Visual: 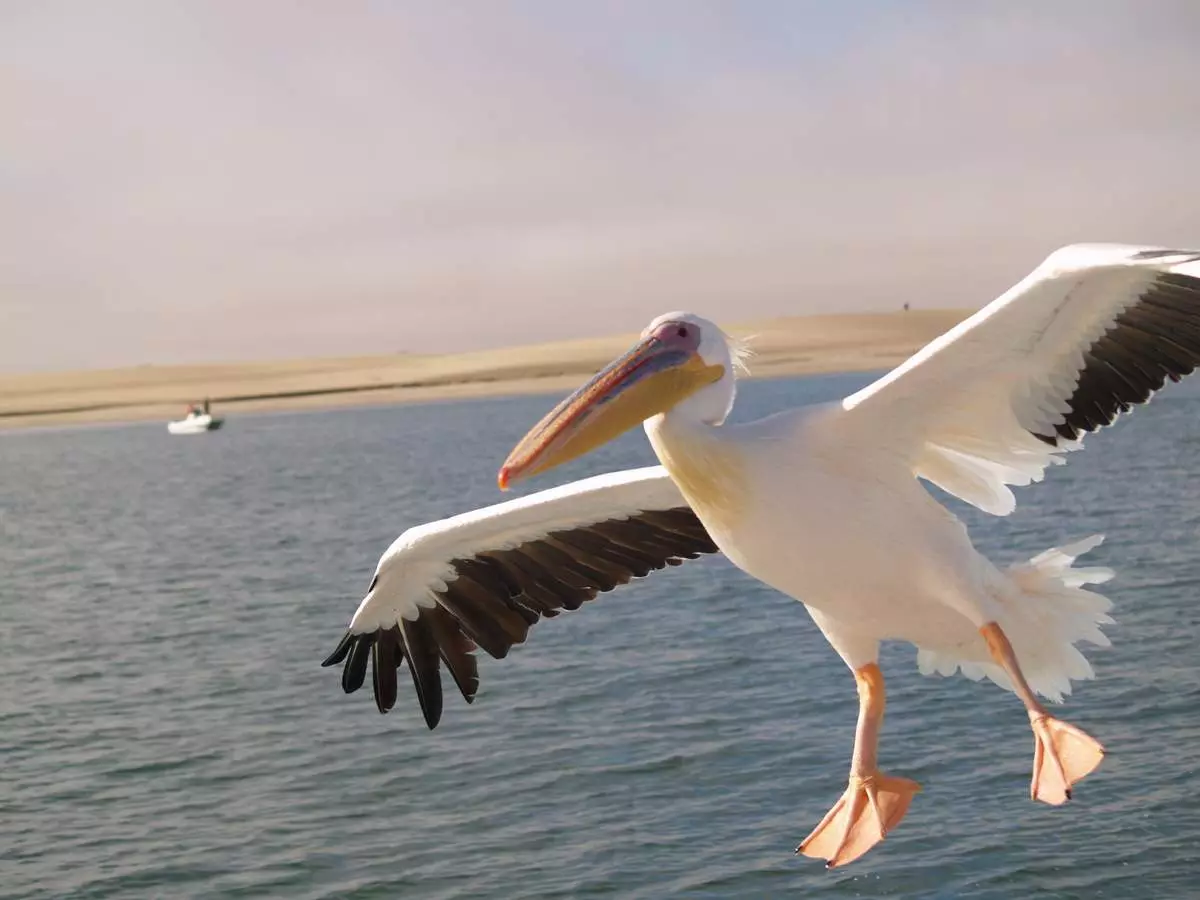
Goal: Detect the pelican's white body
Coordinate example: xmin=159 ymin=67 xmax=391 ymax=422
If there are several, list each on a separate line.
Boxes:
xmin=648 ymin=404 xmax=1110 ymax=701
xmin=675 ymin=404 xmax=988 ymax=640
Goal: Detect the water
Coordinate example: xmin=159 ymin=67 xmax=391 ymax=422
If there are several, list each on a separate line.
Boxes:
xmin=2 ymin=372 xmax=1199 ymax=899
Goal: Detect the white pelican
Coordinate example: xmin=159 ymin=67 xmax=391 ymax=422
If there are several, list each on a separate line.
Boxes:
xmin=324 ymin=243 xmax=1200 ymax=868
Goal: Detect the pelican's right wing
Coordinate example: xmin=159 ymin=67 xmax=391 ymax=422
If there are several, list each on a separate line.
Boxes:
xmin=321 ymin=466 xmax=718 ymax=728
xmin=838 ymin=244 xmax=1200 ymax=515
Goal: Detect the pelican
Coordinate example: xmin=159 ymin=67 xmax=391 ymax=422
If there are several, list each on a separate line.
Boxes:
xmin=324 ymin=243 xmax=1200 ymax=867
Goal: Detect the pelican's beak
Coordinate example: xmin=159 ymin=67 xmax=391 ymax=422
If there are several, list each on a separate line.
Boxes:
xmin=498 ymin=335 xmax=724 ymax=489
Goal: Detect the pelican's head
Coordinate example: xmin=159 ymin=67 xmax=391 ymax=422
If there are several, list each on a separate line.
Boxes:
xmin=498 ymin=312 xmax=743 ymax=489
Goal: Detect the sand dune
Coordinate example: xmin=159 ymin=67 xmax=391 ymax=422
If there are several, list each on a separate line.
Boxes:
xmin=0 ymin=310 xmax=967 ymax=431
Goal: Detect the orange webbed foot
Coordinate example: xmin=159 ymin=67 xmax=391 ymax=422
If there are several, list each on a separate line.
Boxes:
xmin=1029 ymin=714 xmax=1105 ymax=805
xmin=797 ymin=772 xmax=922 ymax=868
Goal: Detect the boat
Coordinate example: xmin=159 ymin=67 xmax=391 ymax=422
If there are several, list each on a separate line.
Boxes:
xmin=167 ymin=400 xmax=223 ymax=435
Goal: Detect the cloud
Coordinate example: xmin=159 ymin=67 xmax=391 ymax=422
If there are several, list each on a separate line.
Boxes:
xmin=4 ymin=1 xmax=1200 ymax=370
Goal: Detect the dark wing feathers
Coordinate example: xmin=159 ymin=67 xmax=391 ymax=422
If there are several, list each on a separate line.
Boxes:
xmin=436 ymin=580 xmax=521 ymax=659
xmin=323 ymin=505 xmax=718 ymax=728
xmin=425 ymin=605 xmax=479 ymax=705
xmin=320 ymin=630 xmax=356 ymax=668
xmin=1130 ymin=248 xmax=1200 ymax=261
xmin=341 ymin=634 xmax=373 ymax=695
xmin=1035 ymin=267 xmax=1200 ymax=445
xmin=478 ymin=552 xmax=565 ymax=618
xmin=372 ymin=627 xmax=398 ymax=715
xmin=398 ymin=616 xmax=443 ymax=729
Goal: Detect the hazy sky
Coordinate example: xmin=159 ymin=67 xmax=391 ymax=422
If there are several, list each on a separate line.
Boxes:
xmin=5 ymin=2 xmax=1200 ymax=371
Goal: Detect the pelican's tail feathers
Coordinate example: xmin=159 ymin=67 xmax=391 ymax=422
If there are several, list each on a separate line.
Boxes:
xmin=918 ymin=535 xmax=1114 ymax=702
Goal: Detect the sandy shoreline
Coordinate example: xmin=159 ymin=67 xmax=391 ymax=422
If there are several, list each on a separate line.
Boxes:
xmin=0 ymin=310 xmax=967 ymax=431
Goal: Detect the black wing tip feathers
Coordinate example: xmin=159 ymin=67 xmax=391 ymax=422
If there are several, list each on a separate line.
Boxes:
xmin=421 ymin=703 xmax=442 ymax=729
xmin=1130 ymin=248 xmax=1200 ymax=263
xmin=399 ymin=617 xmax=445 ymax=730
xmin=326 ymin=505 xmax=720 ymax=729
xmin=1030 ymin=268 xmax=1200 ymax=447
xmin=326 ymin=625 xmax=447 ymax=728
xmin=372 ymin=626 xmax=399 ymax=715
xmin=341 ymin=632 xmax=374 ymax=695
xmin=321 ymin=630 xmax=356 ymax=668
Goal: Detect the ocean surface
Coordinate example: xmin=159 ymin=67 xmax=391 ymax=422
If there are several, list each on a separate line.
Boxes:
xmin=2 ymin=371 xmax=1200 ymax=899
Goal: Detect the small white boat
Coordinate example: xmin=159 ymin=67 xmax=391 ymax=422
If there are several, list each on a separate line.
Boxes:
xmin=167 ymin=403 xmax=224 ymax=435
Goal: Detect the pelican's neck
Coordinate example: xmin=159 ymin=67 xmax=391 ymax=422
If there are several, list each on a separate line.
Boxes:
xmin=644 ymin=410 xmax=745 ymax=531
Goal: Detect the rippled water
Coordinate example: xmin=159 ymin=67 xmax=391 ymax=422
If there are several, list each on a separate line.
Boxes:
xmin=3 ymin=372 xmax=1200 ymax=899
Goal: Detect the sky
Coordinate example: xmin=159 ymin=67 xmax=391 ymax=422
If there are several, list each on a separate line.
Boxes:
xmin=5 ymin=1 xmax=1200 ymax=372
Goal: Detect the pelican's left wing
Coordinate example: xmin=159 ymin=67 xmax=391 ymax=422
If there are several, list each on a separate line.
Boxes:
xmin=839 ymin=244 xmax=1200 ymax=515
xmin=321 ymin=465 xmax=718 ymax=728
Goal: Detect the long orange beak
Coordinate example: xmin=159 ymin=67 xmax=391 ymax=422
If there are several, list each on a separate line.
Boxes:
xmin=497 ymin=335 xmax=723 ymax=490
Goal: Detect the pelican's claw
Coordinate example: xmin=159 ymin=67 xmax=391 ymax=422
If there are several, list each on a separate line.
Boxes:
xmin=797 ymin=772 xmax=921 ymax=869
xmin=1029 ymin=713 xmax=1105 ymax=806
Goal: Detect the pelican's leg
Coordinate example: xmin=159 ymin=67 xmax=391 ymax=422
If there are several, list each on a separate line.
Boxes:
xmin=796 ymin=663 xmax=921 ymax=868
xmin=979 ymin=623 xmax=1105 ymax=805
